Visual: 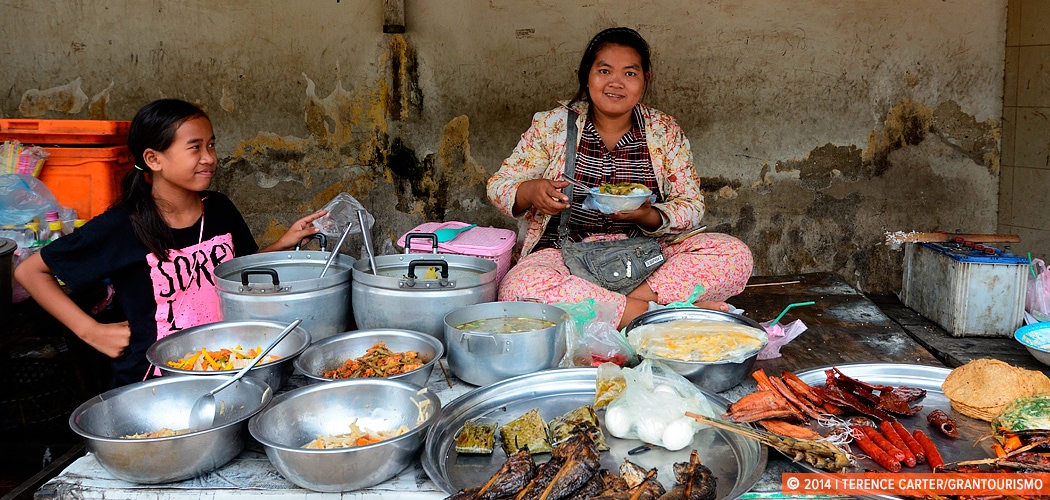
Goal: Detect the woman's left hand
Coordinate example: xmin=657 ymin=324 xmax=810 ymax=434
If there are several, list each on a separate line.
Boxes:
xmin=263 ymin=209 xmax=327 ymax=252
xmin=605 ymin=201 xmax=661 ymax=231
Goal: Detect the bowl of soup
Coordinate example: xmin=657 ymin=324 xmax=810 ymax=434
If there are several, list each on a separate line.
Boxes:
xmin=443 ymin=301 xmax=568 ymax=386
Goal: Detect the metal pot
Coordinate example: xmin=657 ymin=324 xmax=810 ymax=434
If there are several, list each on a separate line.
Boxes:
xmin=352 ymin=233 xmax=497 ymax=348
xmin=624 ymin=308 xmax=767 ymax=393
xmin=443 ymin=301 xmax=568 ymax=386
xmin=214 ymin=237 xmax=354 ymax=342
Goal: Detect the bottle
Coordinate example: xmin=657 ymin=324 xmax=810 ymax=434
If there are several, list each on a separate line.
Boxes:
xmin=73 ymin=219 xmax=87 ymax=230
xmin=46 ymin=220 xmax=64 ymax=243
xmin=25 ymin=221 xmax=42 ymax=247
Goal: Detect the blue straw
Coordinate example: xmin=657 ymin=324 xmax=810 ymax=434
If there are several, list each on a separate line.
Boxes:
xmin=1030 ymin=252 xmax=1038 ymax=279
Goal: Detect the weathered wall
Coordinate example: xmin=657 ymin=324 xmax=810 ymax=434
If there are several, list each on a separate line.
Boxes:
xmin=0 ymin=0 xmax=1006 ymax=293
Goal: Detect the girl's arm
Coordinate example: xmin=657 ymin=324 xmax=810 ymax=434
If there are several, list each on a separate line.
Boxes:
xmin=259 ymin=209 xmax=327 ymax=252
xmin=14 ymin=252 xmax=130 ymax=358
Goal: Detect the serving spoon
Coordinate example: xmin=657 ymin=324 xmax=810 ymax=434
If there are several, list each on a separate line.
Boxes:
xmin=433 ymin=224 xmax=477 ymax=243
xmin=188 ymin=318 xmax=302 ymax=431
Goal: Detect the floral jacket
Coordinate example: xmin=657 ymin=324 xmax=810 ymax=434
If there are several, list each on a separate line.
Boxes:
xmin=487 ymin=101 xmax=706 ymax=258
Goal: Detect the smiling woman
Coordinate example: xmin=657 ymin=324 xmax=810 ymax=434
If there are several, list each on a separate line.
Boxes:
xmin=486 ymin=27 xmax=753 ymax=331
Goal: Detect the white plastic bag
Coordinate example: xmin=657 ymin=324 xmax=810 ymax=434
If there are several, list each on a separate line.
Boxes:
xmin=603 ymin=359 xmax=718 ymax=451
xmin=1026 ymin=258 xmax=1050 ymax=322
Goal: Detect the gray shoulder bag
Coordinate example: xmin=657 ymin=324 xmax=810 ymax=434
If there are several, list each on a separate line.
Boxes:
xmin=558 ymin=110 xmax=665 ymax=295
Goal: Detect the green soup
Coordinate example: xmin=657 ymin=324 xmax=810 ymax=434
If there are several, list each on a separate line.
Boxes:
xmin=455 ymin=317 xmax=556 ymax=334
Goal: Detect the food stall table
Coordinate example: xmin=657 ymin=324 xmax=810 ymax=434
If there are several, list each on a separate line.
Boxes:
xmin=36 ymin=273 xmax=945 ymax=500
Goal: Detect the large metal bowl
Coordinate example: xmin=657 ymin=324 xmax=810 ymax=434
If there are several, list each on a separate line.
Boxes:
xmin=293 ymin=328 xmax=444 ymax=387
xmin=69 ymin=375 xmax=271 ymax=484
xmin=146 ymin=319 xmax=311 ymax=391
xmin=249 ymin=378 xmax=441 ymax=492
xmin=624 ymin=308 xmax=767 ymax=393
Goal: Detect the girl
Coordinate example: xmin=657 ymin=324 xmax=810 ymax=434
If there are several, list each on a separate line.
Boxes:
xmin=487 ymin=27 xmax=753 ymax=329
xmin=15 ymin=99 xmax=325 ymax=388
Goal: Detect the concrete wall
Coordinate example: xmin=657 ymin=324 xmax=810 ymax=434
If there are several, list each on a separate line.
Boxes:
xmin=0 ymin=0 xmax=1007 ymax=293
xmin=1001 ymin=0 xmax=1050 ymax=263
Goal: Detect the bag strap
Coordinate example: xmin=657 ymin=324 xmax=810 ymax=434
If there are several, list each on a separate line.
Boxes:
xmin=557 ymin=110 xmax=579 ymax=243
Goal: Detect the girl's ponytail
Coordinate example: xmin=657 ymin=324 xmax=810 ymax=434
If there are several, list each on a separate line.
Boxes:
xmin=123 ymin=99 xmax=209 ymax=261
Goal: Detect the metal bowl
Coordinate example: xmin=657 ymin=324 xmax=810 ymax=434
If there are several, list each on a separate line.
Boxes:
xmin=1015 ymin=322 xmax=1050 ymax=366
xmin=293 ymin=328 xmax=444 ymax=387
xmin=624 ymin=308 xmax=767 ymax=393
xmin=69 ymin=375 xmax=271 ymax=484
xmin=146 ymin=319 xmax=311 ymax=391
xmin=248 ymin=378 xmax=441 ymax=492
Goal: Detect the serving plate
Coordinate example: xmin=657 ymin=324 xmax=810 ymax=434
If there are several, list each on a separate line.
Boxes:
xmin=794 ymin=363 xmax=994 ymax=473
xmin=422 ymin=367 xmax=766 ymax=499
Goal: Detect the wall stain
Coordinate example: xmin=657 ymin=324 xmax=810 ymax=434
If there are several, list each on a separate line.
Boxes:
xmin=18 ymin=77 xmax=89 ymax=117
xmin=388 ymin=34 xmax=422 ymax=122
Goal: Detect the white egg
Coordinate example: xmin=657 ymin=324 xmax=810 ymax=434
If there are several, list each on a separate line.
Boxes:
xmin=653 ymin=384 xmax=678 ymax=397
xmin=604 ymin=406 xmax=632 ymax=438
xmin=661 ymin=417 xmax=697 ymax=451
xmin=635 ymin=417 xmax=668 ymax=445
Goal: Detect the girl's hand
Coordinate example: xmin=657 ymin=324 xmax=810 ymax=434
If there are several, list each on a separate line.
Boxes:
xmin=606 ymin=200 xmax=661 ymax=231
xmin=514 ymin=179 xmax=571 ymax=216
xmin=264 ymin=209 xmax=326 ymax=251
xmin=79 ymin=320 xmax=132 ymax=358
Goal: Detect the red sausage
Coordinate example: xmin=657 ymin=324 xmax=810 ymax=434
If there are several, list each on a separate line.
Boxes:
xmin=913 ymin=429 xmax=945 ymax=470
xmin=879 ymin=421 xmax=917 ymax=467
xmin=859 ymin=425 xmax=907 ymax=464
xmin=891 ymin=420 xmax=926 ymax=464
xmin=852 ymin=425 xmax=901 ymax=472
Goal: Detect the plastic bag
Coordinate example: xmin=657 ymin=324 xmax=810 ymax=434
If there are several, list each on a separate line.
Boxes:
xmin=757 ymin=319 xmax=807 ymax=360
xmin=312 ymin=192 xmax=373 ymax=238
xmin=602 ymin=359 xmax=718 ymax=451
xmin=1026 ymin=259 xmax=1050 ymax=323
xmin=0 ymin=174 xmax=64 ymax=225
xmin=556 ymin=298 xmax=638 ymax=367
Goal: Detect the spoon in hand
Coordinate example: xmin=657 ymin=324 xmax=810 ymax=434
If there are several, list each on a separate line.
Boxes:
xmin=188 ymin=318 xmax=302 ymax=431
xmin=559 ymin=175 xmax=593 ymax=192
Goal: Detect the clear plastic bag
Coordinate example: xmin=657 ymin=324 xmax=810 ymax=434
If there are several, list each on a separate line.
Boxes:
xmin=313 ymin=192 xmax=373 ymax=238
xmin=556 ymin=298 xmax=638 ymax=367
xmin=1026 ymin=258 xmax=1050 ymax=322
xmin=602 ymin=359 xmax=718 ymax=451
xmin=0 ymin=174 xmax=67 ymax=225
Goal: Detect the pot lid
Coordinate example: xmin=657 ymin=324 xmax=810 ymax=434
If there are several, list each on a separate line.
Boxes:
xmin=353 ymin=253 xmax=496 ymax=289
xmin=214 ymin=251 xmax=354 ymax=294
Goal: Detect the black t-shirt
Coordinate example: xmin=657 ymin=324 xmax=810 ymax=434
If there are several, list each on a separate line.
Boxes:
xmin=41 ymin=191 xmax=259 ymax=387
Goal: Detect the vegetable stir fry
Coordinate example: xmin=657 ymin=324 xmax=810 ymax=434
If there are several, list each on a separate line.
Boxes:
xmin=322 ymin=343 xmax=425 ymax=379
xmin=166 ymin=345 xmax=281 ymax=371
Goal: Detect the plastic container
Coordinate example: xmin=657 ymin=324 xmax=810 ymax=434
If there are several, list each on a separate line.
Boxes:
xmin=397 ymin=222 xmax=516 ymax=283
xmin=0 ymin=119 xmax=133 ymax=220
xmin=900 ymin=242 xmax=1028 ymax=337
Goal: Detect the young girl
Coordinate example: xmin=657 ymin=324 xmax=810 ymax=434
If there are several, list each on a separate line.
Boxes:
xmin=487 ymin=27 xmax=753 ymax=329
xmin=15 ymin=99 xmax=324 ymax=388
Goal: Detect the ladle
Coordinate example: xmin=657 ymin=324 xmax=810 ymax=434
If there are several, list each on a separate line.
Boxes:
xmin=319 ymin=220 xmax=354 ymax=278
xmin=187 ymin=318 xmax=302 ymax=431
xmin=357 ymin=209 xmax=378 ymax=274
xmin=433 ymin=224 xmax=476 ymax=243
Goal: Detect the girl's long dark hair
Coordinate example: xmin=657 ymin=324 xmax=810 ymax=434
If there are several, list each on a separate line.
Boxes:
xmin=568 ymin=27 xmax=652 ymax=107
xmin=121 ymin=99 xmax=209 ymax=261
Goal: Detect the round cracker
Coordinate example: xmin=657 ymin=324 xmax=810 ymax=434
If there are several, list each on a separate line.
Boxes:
xmin=942 ymin=359 xmax=1027 ymax=410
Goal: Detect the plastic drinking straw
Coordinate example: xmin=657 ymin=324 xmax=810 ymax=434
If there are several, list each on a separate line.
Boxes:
xmin=770 ymin=301 xmax=816 ymax=326
xmin=1030 ymin=252 xmax=1038 ymax=279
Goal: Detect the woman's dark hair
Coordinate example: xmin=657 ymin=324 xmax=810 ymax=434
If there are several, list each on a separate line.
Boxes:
xmin=569 ymin=27 xmax=652 ymax=106
xmin=121 ymin=98 xmax=209 ymax=261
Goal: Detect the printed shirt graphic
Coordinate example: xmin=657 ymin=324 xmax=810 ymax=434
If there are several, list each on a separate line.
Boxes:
xmin=148 ymin=232 xmax=235 ymax=341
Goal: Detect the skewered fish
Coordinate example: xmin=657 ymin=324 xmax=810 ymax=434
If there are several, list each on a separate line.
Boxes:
xmin=447 ymin=448 xmax=537 ymax=500
xmin=659 ymin=451 xmax=716 ymax=500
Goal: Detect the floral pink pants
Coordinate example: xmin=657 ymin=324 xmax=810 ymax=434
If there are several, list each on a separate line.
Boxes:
xmin=498 ymin=232 xmax=753 ymax=324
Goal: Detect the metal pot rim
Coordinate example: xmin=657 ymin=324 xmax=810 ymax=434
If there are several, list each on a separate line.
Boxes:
xmin=214 ymin=251 xmax=354 ymax=294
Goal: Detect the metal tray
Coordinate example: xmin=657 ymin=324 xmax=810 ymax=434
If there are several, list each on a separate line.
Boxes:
xmin=794 ymin=363 xmax=994 ymax=472
xmin=422 ymin=367 xmax=767 ymax=499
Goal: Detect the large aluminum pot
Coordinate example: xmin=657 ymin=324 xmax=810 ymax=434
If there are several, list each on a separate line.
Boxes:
xmin=70 ymin=375 xmax=271 ymax=484
xmin=352 ymin=233 xmax=497 ymax=348
xmin=444 ymin=301 xmax=568 ymax=386
xmin=147 ymin=319 xmax=311 ymax=391
xmin=214 ymin=237 xmax=353 ymax=342
xmin=624 ymin=308 xmax=767 ymax=393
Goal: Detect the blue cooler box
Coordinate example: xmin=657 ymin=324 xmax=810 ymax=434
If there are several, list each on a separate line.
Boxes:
xmin=901 ymin=242 xmax=1028 ymax=337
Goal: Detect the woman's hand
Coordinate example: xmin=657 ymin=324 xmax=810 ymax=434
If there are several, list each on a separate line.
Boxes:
xmin=605 ymin=200 xmax=662 ymax=231
xmin=513 ymin=179 xmax=571 ymax=216
xmin=78 ymin=321 xmax=132 ymax=358
xmin=263 ymin=209 xmax=327 ymax=251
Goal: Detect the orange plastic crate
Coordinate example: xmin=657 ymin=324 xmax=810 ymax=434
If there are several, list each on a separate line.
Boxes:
xmin=1 ymin=119 xmax=132 ymax=220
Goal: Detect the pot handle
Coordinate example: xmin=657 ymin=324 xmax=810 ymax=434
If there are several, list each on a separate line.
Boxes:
xmin=295 ymin=233 xmax=328 ymax=251
xmin=240 ymin=268 xmax=280 ymax=287
xmin=403 ymin=233 xmax=439 ymax=254
xmin=407 ymin=260 xmax=448 ymax=279
xmin=459 ymin=331 xmax=507 ymax=354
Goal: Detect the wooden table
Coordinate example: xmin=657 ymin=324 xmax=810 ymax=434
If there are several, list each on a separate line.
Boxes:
xmin=36 ymin=273 xmax=946 ymax=500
